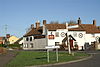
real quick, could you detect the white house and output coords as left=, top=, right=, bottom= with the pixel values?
left=23, top=18, right=100, bottom=50
left=23, top=20, right=68, bottom=50
left=68, top=18, right=100, bottom=50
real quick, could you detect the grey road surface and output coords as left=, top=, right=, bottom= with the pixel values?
left=42, top=51, right=100, bottom=67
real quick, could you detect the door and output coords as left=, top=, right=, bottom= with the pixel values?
left=69, top=40, right=73, bottom=50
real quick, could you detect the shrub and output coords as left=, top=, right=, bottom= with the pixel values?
left=0, top=44, right=5, bottom=47
left=8, top=44, right=21, bottom=48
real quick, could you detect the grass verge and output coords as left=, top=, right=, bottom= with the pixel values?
left=6, top=51, right=89, bottom=67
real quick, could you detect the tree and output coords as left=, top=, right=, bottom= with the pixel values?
left=62, top=20, right=77, bottom=24
left=67, top=20, right=77, bottom=24
left=50, top=21, right=59, bottom=24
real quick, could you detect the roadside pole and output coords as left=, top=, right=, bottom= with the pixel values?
left=56, top=48, right=58, bottom=62
left=66, top=33, right=71, bottom=54
left=47, top=49, right=49, bottom=63
left=68, top=41, right=71, bottom=54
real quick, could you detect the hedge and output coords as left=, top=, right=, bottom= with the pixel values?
left=0, top=44, right=5, bottom=47
left=0, top=44, right=22, bottom=48
left=7, top=44, right=21, bottom=48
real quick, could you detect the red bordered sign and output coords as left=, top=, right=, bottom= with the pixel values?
left=48, top=35, right=54, bottom=39
left=61, top=32, right=65, bottom=37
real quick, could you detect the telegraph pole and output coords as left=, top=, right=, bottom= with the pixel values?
left=4, top=24, right=8, bottom=35
left=4, top=24, right=8, bottom=47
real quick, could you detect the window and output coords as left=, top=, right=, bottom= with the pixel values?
left=26, top=37, right=29, bottom=41
left=55, top=42, right=59, bottom=46
left=30, top=37, right=32, bottom=41
left=24, top=44, right=28, bottom=48
left=26, top=44, right=28, bottom=48
left=55, top=32, right=59, bottom=37
left=92, top=34, right=95, bottom=37
left=73, top=32, right=77, bottom=37
left=30, top=43, right=34, bottom=48
left=24, top=44, right=26, bottom=48
left=99, top=38, right=100, bottom=43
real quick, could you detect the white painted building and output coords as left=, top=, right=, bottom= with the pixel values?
left=23, top=18, right=100, bottom=50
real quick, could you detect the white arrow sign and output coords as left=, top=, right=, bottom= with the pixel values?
left=45, top=46, right=60, bottom=49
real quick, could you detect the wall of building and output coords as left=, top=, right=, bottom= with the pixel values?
left=47, top=29, right=68, bottom=46
left=9, top=36, right=19, bottom=44
left=95, top=34, right=100, bottom=42
left=85, top=34, right=96, bottom=44
left=23, top=36, right=47, bottom=50
left=34, top=38, right=47, bottom=49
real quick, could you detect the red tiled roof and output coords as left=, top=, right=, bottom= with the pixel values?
left=80, top=24, right=100, bottom=34
left=24, top=27, right=43, bottom=37
left=24, top=23, right=100, bottom=37
left=68, top=24, right=100, bottom=33
left=0, top=37, right=5, bottom=40
left=24, top=24, right=66, bottom=36
left=68, top=24, right=77, bottom=26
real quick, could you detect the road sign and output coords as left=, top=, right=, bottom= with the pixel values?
left=45, top=46, right=60, bottom=62
left=45, top=46, right=60, bottom=49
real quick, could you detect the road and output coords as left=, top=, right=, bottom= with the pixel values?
left=42, top=51, right=100, bottom=67
left=0, top=51, right=16, bottom=67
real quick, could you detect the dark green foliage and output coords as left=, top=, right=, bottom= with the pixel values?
left=0, top=44, right=3, bottom=47
left=0, top=44, right=6, bottom=47
left=7, top=44, right=21, bottom=48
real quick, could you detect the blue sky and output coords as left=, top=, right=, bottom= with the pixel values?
left=0, top=0, right=100, bottom=37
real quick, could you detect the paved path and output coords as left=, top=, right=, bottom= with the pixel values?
left=42, top=51, right=100, bottom=67
left=0, top=51, right=17, bottom=67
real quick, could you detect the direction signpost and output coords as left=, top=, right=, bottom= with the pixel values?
left=45, top=46, right=60, bottom=63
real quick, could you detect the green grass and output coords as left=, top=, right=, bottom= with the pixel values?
left=6, top=51, right=89, bottom=67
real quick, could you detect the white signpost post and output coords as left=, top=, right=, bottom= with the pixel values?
left=45, top=46, right=60, bottom=63
left=67, top=25, right=79, bottom=54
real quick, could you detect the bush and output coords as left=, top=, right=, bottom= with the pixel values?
left=0, top=44, right=22, bottom=50
left=8, top=44, right=21, bottom=48
left=0, top=44, right=5, bottom=47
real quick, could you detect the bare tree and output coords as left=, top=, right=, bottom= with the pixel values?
left=49, top=20, right=77, bottom=24
left=50, top=21, right=59, bottom=24
left=67, top=20, right=77, bottom=24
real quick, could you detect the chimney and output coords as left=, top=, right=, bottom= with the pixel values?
left=66, top=22, right=68, bottom=29
left=43, top=20, right=46, bottom=25
left=77, top=17, right=81, bottom=25
left=93, top=19, right=96, bottom=26
left=36, top=21, right=40, bottom=29
left=6, top=34, right=10, bottom=38
left=31, top=24, right=34, bottom=29
left=42, top=20, right=46, bottom=35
